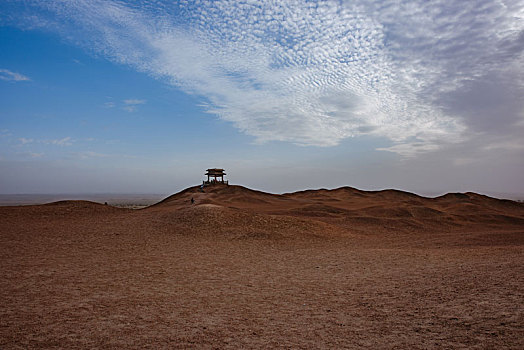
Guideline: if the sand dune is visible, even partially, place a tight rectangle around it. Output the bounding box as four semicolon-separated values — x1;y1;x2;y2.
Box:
1;184;523;348
151;185;524;237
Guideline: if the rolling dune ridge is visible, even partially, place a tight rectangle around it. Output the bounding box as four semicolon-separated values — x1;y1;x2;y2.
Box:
1;185;523;348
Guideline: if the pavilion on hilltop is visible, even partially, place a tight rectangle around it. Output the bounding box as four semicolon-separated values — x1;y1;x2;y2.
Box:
203;168;228;186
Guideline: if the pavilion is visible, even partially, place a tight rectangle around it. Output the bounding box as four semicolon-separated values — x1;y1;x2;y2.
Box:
203;168;228;186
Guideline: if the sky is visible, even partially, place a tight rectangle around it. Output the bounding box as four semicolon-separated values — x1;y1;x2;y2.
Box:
1;0;523;197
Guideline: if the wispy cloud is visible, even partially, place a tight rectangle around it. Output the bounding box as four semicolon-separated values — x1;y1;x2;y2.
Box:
0;68;30;82
26;152;44;158
43;137;73;146
71;151;110;159
123;106;137;112
103;99;146;111
123;99;146;105
6;0;524;155
68;150;136;160
377;142;441;158
483;139;524;151
122;99;146;112
15;151;44;158
18;137;34;145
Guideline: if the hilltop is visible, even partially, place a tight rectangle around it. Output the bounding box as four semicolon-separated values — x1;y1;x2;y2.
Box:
146;184;524;240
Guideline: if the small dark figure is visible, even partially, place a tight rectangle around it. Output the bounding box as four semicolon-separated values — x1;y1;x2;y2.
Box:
104;202;108;205
191;197;195;204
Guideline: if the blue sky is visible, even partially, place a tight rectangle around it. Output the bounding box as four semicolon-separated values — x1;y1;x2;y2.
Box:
1;0;523;196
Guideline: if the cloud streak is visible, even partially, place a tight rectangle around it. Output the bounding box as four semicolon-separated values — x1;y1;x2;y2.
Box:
18;138;34;145
123;99;146;112
123;99;146;105
43;137;73;146
0;68;30;81
5;0;523;154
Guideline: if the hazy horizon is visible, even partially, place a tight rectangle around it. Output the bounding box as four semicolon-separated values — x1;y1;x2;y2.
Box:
1;185;523;203
1;1;523;196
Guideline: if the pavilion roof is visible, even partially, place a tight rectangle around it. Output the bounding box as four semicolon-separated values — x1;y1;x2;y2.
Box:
206;168;226;175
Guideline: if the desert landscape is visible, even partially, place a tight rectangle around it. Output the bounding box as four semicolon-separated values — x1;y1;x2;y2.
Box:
1;184;523;349
3;0;524;348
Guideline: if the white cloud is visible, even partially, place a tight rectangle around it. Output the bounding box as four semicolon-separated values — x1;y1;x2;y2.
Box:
68;150;136;160
44;137;73;146
18;138;34;145
122;99;146;112
7;0;524;155
72;151;110;159
483;139;524;151
16;152;44;158
0;68;31;82
101;98;146;111
123;99;146;105
377;142;441;158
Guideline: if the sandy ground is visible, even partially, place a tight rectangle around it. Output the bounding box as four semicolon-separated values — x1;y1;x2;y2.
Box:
0;194;165;208
1;185;523;349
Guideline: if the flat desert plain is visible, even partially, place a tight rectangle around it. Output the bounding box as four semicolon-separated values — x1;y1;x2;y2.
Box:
1;185;523;349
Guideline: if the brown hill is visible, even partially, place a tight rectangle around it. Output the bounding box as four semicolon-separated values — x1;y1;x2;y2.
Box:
149;184;524;236
1;184;523;348
3;185;522;240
